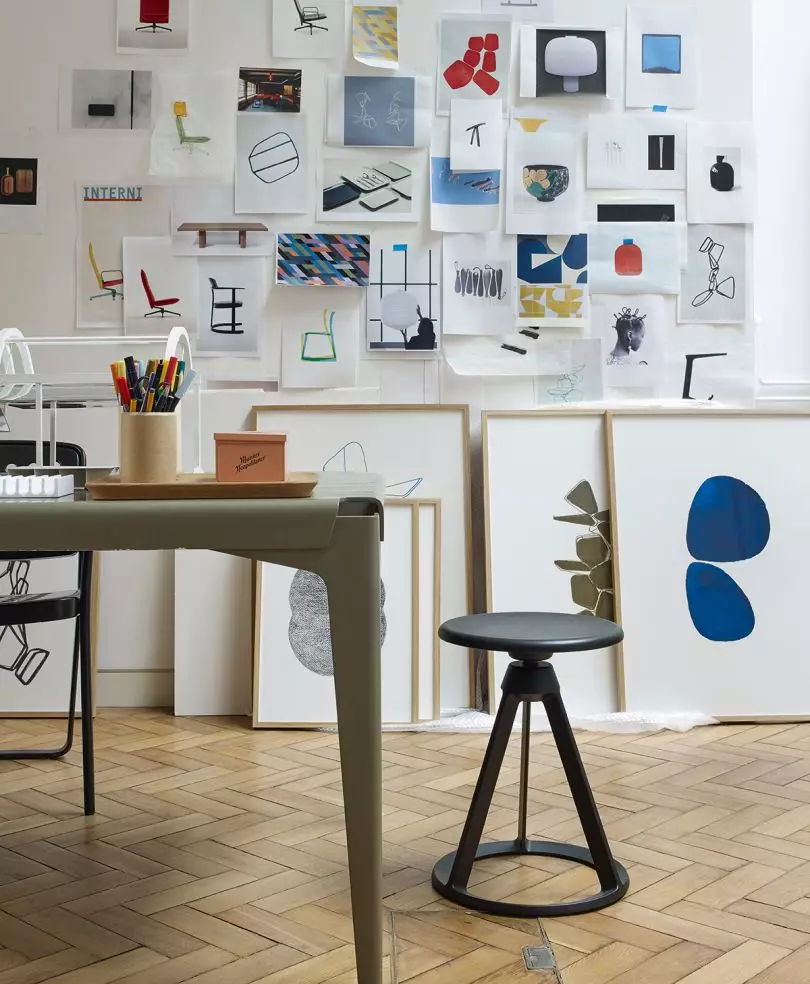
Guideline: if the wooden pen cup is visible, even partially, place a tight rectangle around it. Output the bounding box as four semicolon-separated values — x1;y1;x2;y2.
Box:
119;412;179;485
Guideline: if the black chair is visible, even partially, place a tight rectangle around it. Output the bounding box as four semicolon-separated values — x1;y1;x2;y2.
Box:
0;441;94;816
209;277;245;335
432;612;629;917
293;0;328;33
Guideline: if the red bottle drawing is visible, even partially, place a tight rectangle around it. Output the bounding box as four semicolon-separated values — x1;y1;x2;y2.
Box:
614;239;643;277
443;33;500;95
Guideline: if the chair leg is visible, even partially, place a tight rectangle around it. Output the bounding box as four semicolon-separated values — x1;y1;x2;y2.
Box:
447;691;521;887
542;690;619;889
79;553;95;816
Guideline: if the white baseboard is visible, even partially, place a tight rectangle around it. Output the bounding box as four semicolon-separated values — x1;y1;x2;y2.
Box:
97;670;174;708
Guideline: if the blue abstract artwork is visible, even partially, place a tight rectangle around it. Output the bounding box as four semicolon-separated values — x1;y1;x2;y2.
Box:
276;233;370;287
430;157;500;206
516;235;588;286
642;33;682;75
685;476;770;643
344;76;415;148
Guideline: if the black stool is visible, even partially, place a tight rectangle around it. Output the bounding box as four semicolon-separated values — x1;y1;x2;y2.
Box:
432;612;629;918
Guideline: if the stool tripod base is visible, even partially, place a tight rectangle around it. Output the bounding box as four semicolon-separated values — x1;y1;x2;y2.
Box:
432;840;629;918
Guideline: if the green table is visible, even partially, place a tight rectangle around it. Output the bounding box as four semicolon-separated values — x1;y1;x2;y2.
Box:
0;493;383;984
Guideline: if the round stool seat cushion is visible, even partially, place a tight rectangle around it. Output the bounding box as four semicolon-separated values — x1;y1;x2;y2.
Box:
439;612;623;656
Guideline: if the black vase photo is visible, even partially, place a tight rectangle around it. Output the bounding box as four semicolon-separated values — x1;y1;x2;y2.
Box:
710;155;735;192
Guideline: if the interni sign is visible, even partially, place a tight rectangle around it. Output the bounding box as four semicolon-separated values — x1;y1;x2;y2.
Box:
82;186;144;202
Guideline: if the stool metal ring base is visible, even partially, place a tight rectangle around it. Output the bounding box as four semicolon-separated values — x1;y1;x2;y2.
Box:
432;839;630;918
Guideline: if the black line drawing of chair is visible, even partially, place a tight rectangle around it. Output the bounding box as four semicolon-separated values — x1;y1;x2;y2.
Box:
692;236;736;308
209;278;245;335
293;0;328;33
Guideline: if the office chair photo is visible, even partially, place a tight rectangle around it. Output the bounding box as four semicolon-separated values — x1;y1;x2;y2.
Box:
88;243;124;302
209;277;245;334
174;101;211;153
141;269;181;318
293;0;328;33
137;0;172;32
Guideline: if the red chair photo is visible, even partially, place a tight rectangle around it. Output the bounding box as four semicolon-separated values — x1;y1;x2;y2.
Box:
141;269;181;318
137;0;172;33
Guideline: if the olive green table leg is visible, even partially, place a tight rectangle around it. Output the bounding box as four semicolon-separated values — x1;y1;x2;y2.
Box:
321;517;383;984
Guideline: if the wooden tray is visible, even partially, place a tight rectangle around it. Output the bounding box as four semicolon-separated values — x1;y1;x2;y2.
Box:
87;473;318;501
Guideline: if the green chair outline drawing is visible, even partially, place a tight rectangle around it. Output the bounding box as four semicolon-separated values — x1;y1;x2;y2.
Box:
301;310;337;362
174;101;211;152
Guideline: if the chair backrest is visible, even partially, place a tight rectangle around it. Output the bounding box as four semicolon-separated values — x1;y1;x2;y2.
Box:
292;0;306;22
208;277;220;289
88;243;104;289
141;269;157;308
173;100;188;119
141;0;170;24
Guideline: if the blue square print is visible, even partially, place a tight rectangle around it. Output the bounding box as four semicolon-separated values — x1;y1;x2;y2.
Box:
642;34;682;74
343;76;415;148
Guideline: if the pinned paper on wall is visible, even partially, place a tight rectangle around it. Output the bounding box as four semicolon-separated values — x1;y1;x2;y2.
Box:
327;75;432;148
352;5;399;69
238;68;302;113
520;26;619;99
506;125;583;235
149;71;235;179
626;6;698;110
679;224;747;325
196;256;266;357
276;233;371;288
450;99;504;172
589;222;681;294
539;338;603;404
235;113;308;214
117;0;190;53
687;121;757;224
594;293;665;389
0;131;45;236
437;16;512;114
59;69;152;132
667;326;754;405
272;0;346;59
442;233;513;336
122;235;195;334
171;183;274;256
444;334;592;378
366;241;441;353
319;151;420;223
430;155;501;233
587;113;687;190
516;234;588;325
280;293;360;389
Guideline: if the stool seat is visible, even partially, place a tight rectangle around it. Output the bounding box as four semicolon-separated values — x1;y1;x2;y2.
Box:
439;612;624;656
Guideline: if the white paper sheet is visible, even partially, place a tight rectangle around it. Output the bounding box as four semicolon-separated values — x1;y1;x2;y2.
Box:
437;16;512;115
318;149;422;223
196;256;266;358
0;131;45;235
272;0;346;59
117;0;190;54
444;333;589;377
664;325;754;405
536;338;603;403
687;121;757;224
481;0;555;18
149;71;235;179
588;222;680;294
519;25;621;100
626;6;698;110
366;240;441;353
352;5;399;70
122;236;195;334
430;154;501;232
450;98;504;172
235;113;309;214
59;68;152;132
587;113;687;190
281;294;360;388
171;183;274;257
593;293;666;389
443;233;513;335
506;126;584;235
516;233;589;326
679;224;747;325
326;75;433;148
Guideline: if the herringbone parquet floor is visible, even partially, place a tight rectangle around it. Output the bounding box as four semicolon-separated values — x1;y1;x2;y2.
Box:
0;712;809;983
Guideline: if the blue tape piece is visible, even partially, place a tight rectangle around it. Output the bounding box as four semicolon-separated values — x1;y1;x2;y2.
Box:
652;105;668;113
392;243;407;252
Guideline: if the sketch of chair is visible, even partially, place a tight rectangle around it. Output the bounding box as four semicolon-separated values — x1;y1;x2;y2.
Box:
293;0;328;33
323;442;423;497
174;101;211;153
88;243;124;302
692;236;736;308
209;278;245;335
301;310;337;362
141;269;181;318
137;0;172;32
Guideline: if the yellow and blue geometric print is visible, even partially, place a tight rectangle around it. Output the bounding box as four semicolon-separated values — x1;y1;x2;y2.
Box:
352;6;398;63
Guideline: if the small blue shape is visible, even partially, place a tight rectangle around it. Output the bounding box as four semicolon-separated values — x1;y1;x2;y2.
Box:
577;271;588;285
562;233;588;272
393;244;407;252
687;476;770;563
652;105;668;112
642;33;682;74
686;563;756;642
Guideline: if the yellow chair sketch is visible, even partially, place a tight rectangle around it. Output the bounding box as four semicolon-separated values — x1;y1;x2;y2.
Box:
88;243;124;302
174;101;211;152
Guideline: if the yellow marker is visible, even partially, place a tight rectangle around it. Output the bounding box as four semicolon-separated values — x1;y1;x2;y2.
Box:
129;398;136;413
146;392;155;413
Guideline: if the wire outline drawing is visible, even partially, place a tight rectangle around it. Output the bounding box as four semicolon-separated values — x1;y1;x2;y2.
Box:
249;130;300;184
692;235;736;308
385;91;409;132
323;442;423;497
353;91;378;131
0;560;50;686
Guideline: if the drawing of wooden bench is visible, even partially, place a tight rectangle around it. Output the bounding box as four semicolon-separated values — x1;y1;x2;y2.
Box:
176;222;269;249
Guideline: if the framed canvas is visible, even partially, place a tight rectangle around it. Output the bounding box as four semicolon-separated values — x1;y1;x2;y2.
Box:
608;411;810;719
252;405;472;711
253;499;441;727
484;411;618;718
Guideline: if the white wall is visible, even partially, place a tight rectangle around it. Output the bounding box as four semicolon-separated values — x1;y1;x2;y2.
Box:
0;0;757;708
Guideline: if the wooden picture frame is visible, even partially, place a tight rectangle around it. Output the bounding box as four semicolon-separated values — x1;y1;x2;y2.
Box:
608;409;810;721
252;404;473;711
253;499;441;728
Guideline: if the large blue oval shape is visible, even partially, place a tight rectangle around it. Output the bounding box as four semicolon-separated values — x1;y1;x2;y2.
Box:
686;562;756;642
686;476;770;563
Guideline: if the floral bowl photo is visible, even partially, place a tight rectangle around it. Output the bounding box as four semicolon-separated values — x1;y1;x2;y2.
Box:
522;164;569;203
